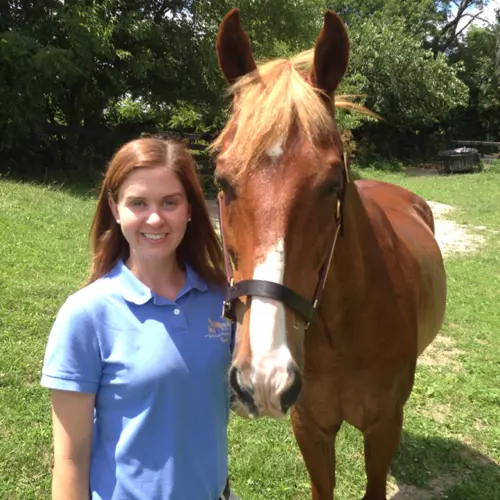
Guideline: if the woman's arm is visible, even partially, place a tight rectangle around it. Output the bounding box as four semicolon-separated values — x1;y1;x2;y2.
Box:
51;389;95;500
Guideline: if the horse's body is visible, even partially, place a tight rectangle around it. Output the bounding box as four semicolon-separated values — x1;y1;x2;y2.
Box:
292;179;445;499
213;9;446;500
353;179;446;358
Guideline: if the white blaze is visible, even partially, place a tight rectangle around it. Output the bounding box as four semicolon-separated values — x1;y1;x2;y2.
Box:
266;136;284;159
249;239;293;413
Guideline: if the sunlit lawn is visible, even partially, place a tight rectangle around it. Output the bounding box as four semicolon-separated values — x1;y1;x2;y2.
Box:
0;166;499;498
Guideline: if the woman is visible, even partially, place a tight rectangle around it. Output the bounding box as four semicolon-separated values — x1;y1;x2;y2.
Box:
41;138;238;500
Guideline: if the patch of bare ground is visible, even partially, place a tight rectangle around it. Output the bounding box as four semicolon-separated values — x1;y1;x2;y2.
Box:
417;402;453;424
473;418;488;432
388;474;460;499
458;448;499;468
418;334;464;372
460;436;500;467
427;201;486;257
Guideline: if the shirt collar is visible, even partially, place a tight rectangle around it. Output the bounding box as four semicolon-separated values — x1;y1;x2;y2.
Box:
110;260;208;306
181;262;209;295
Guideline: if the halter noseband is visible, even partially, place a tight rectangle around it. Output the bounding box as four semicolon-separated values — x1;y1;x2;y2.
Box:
217;153;350;330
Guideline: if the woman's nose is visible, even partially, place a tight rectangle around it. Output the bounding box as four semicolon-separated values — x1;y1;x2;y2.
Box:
146;211;163;225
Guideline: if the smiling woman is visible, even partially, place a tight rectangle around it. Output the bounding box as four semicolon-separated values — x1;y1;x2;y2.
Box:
40;137;240;500
108;166;192;299
90;138;224;288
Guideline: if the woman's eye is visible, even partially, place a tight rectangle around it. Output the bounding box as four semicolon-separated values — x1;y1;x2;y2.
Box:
131;200;144;207
164;200;176;207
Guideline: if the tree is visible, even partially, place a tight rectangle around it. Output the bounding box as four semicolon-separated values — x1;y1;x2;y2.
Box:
429;0;491;55
452;21;500;139
0;0;489;178
346;17;468;131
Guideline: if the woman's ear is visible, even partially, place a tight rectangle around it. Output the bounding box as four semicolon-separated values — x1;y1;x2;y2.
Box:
108;194;120;223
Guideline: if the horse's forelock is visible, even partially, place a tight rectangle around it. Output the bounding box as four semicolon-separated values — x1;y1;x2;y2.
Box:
211;51;337;174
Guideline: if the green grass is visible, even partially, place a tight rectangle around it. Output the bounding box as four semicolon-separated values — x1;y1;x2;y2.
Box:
1;168;499;499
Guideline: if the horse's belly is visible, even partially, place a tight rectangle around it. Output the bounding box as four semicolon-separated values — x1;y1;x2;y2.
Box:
394;205;447;355
357;179;447;355
336;366;415;431
415;249;447;355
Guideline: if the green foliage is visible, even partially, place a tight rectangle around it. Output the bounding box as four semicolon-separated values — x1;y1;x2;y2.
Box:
486;159;500;172
348;17;469;130
0;0;497;178
353;157;406;172
0;31;46;149
111;96;152;124
167;101;211;132
453;25;500;138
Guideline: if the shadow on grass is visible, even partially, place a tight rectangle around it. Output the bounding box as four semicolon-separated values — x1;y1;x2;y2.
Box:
1;168;219;201
0;170;101;199
390;431;500;499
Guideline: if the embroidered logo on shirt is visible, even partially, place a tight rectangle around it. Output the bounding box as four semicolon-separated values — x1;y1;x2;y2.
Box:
206;318;232;344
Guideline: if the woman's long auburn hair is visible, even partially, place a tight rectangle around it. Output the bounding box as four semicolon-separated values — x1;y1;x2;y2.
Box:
88;137;225;287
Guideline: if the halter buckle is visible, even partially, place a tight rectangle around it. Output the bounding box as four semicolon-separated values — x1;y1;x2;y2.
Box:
222;299;236;321
222;278;236;321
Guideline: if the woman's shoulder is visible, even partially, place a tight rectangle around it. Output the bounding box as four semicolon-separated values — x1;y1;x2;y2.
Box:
60;270;123;319
205;281;226;299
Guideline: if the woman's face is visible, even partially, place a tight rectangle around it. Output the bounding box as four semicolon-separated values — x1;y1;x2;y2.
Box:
109;166;191;268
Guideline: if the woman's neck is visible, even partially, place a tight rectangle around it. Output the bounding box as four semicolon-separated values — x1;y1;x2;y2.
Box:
126;254;186;301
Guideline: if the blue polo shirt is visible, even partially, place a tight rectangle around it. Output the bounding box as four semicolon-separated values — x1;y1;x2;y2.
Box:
41;260;232;500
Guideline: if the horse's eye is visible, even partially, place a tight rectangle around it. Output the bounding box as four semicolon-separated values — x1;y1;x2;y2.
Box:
323;181;340;197
215;176;229;192
214;174;236;201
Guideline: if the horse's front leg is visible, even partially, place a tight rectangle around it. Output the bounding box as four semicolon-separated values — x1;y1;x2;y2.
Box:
291;404;341;500
362;408;404;500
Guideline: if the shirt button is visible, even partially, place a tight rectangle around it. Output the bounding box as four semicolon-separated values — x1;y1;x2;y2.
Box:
173;308;180;315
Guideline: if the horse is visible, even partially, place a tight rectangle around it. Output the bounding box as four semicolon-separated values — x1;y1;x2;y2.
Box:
212;9;447;500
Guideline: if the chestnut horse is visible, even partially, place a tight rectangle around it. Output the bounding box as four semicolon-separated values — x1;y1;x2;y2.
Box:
213;9;447;500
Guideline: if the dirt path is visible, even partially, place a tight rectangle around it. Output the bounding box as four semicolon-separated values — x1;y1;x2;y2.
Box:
206;199;484;257
427;201;485;256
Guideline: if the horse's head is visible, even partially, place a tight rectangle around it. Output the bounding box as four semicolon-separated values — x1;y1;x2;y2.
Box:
214;9;350;418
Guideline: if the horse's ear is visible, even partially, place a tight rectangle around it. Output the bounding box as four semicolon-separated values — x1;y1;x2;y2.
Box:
216;8;257;84
310;11;350;97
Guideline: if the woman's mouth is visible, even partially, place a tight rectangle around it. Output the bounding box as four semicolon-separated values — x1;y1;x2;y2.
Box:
142;233;167;241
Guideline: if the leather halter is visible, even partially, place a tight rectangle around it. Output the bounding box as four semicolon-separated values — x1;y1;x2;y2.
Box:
217;153;350;330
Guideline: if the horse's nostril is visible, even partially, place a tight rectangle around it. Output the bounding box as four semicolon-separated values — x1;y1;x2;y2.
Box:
280;365;303;414
229;366;259;417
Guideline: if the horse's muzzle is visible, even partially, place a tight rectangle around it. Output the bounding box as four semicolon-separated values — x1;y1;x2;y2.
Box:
229;363;303;417
229;365;259;416
280;365;302;414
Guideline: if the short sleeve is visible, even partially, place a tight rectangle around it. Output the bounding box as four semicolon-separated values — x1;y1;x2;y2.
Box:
41;295;102;394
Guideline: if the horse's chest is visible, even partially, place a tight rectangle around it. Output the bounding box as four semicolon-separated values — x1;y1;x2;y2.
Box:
303;349;414;430
336;376;395;429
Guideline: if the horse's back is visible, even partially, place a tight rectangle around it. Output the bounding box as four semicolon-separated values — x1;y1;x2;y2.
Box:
355;179;446;355
356;179;434;233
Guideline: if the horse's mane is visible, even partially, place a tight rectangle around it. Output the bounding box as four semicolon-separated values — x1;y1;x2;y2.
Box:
210;49;376;173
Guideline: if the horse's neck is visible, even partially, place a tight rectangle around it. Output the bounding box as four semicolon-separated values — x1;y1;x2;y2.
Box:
328;181;373;305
